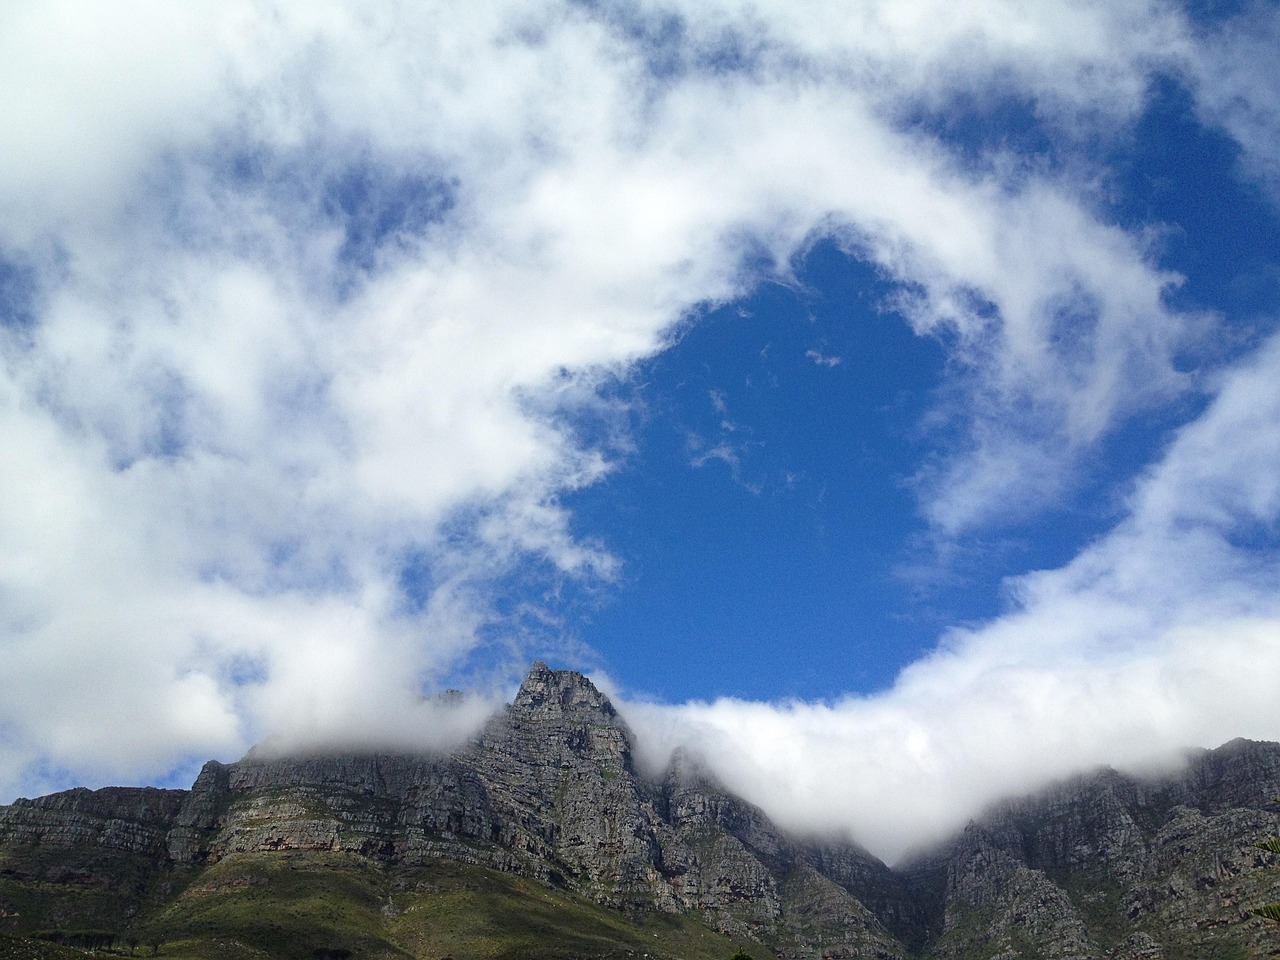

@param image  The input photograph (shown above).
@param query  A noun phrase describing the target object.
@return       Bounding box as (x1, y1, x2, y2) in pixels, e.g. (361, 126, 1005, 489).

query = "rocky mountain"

(1, 663, 1277, 960)
(902, 737, 1280, 960)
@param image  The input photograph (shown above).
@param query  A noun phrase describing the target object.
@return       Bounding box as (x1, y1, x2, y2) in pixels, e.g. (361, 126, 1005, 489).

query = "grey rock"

(1, 787, 185, 857)
(901, 739, 1280, 959)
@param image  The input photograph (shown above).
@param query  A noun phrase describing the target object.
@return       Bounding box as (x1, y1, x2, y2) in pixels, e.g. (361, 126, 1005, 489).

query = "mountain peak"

(511, 661, 616, 720)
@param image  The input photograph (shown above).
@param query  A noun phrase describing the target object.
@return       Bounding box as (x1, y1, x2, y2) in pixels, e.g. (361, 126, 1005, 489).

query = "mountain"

(1, 663, 1277, 960)
(902, 737, 1280, 960)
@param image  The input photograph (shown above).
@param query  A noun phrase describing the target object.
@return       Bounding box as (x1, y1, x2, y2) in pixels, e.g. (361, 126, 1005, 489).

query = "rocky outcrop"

(467, 661, 681, 908)
(2, 665, 1279, 960)
(0, 787, 186, 857)
(0, 786, 190, 930)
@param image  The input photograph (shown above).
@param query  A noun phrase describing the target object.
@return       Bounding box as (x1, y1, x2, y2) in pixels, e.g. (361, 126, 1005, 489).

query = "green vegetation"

(33, 930, 118, 951)
(130, 851, 400, 960)
(922, 905, 1005, 960)
(0, 826, 771, 960)
(384, 860, 764, 960)
(0, 934, 95, 960)
(1250, 836, 1280, 922)
(0, 843, 180, 934)
(1165, 938, 1253, 960)
(114, 852, 763, 960)
(1054, 871, 1127, 952)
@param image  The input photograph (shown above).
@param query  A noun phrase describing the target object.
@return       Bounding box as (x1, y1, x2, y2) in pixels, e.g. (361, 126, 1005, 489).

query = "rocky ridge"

(1, 663, 1278, 959)
(905, 737, 1280, 959)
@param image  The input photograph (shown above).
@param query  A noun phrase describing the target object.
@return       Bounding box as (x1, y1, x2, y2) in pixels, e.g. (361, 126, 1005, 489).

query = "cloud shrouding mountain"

(1, 0, 1278, 860)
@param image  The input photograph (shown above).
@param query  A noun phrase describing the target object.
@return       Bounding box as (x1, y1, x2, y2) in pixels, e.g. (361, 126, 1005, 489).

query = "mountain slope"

(1, 664, 1278, 959)
(901, 739, 1280, 960)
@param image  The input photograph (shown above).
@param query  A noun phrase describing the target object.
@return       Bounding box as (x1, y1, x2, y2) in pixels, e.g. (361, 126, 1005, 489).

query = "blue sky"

(2, 0, 1280, 860)
(564, 245, 952, 699)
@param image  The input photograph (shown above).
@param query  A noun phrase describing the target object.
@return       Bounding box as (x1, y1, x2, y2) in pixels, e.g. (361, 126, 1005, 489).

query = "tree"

(1250, 836, 1280, 922)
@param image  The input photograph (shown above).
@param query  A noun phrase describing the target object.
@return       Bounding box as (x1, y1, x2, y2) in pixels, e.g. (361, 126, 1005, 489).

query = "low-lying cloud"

(1, 0, 1278, 865)
(624, 331, 1280, 862)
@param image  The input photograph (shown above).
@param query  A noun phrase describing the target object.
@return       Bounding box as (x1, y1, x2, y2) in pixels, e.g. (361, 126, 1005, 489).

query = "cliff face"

(1, 665, 1278, 960)
(903, 739, 1280, 960)
(0, 786, 190, 930)
(1, 787, 186, 856)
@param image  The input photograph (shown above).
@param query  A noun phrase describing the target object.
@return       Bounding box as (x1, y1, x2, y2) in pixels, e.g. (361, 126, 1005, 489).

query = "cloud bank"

(2, 0, 1278, 860)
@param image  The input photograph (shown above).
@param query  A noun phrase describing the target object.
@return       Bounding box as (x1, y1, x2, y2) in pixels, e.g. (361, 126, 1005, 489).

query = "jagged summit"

(510, 660, 618, 720)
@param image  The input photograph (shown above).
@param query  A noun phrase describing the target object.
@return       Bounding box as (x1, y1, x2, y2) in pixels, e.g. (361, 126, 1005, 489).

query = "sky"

(2, 0, 1280, 864)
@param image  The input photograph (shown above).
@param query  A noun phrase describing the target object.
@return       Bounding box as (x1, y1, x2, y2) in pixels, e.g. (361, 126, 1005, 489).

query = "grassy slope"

(0, 843, 177, 933)
(132, 852, 401, 960)
(130, 852, 771, 960)
(0, 936, 92, 960)
(387, 861, 767, 960)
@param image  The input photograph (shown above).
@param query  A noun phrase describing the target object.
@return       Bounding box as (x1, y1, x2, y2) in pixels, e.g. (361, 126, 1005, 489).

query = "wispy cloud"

(805, 348, 843, 367)
(1190, 3, 1280, 201)
(689, 441, 743, 473)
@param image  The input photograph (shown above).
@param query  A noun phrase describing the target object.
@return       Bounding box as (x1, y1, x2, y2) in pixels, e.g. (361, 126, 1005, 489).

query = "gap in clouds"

(567, 0, 768, 84)
(192, 142, 461, 301)
(0, 256, 39, 335)
(1182, 0, 1252, 27)
(1109, 74, 1280, 336)
(901, 94, 1059, 185)
(558, 239, 1019, 703)
(545, 22, 1280, 861)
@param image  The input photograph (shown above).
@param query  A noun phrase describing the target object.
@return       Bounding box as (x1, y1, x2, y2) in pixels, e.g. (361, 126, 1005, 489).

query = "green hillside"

(0, 935, 96, 960)
(121, 852, 768, 960)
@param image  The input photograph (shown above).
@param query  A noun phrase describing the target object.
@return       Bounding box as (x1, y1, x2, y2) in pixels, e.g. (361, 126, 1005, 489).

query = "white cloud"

(1, 0, 1277, 869)
(0, 1, 238, 240)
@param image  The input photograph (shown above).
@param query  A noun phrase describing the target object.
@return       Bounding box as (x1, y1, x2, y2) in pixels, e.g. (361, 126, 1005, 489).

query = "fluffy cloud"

(0, 0, 1277, 868)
